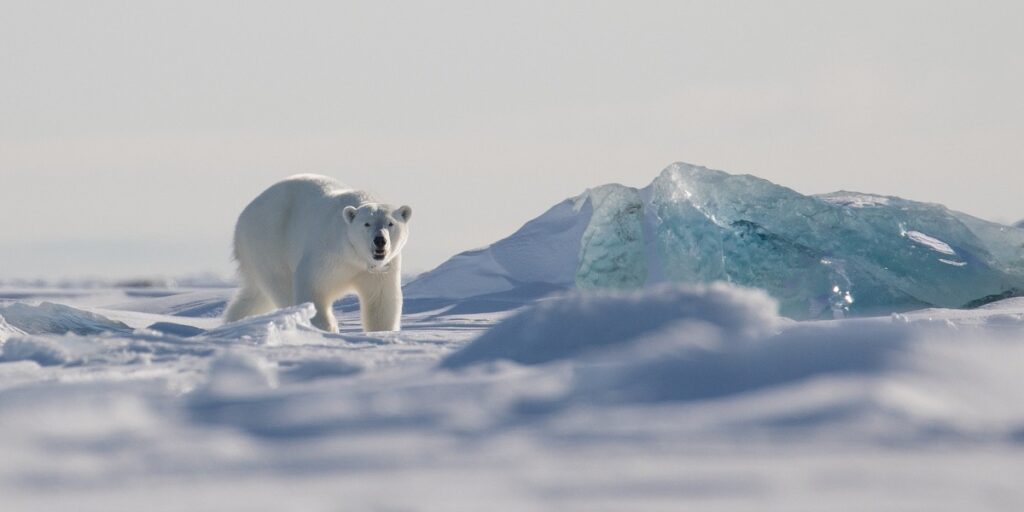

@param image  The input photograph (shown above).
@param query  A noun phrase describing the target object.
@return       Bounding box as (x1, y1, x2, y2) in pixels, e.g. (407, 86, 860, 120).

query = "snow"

(108, 289, 232, 318)
(407, 162, 1024, 319)
(1, 281, 1023, 510)
(3, 162, 1024, 509)
(0, 336, 74, 366)
(442, 283, 780, 368)
(403, 197, 589, 301)
(0, 301, 131, 335)
(201, 303, 320, 345)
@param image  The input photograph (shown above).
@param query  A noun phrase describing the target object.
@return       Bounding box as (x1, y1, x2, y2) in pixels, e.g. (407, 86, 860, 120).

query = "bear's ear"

(343, 206, 358, 224)
(396, 205, 412, 222)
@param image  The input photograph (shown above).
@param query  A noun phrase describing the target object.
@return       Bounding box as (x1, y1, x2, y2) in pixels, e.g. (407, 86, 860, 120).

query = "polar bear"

(223, 174, 412, 332)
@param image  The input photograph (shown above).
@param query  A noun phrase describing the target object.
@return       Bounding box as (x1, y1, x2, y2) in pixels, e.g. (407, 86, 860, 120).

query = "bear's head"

(343, 203, 412, 271)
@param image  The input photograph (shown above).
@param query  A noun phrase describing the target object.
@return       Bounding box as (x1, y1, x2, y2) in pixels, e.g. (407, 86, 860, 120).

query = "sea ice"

(0, 315, 25, 343)
(574, 184, 648, 289)
(409, 162, 1024, 319)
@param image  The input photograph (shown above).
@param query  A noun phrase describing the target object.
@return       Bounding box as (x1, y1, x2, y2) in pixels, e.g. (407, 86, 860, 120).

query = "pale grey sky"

(2, 1, 1023, 279)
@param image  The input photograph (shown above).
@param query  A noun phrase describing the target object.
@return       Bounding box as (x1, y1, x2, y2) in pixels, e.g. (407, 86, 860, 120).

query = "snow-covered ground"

(2, 283, 1023, 511)
(2, 163, 1021, 510)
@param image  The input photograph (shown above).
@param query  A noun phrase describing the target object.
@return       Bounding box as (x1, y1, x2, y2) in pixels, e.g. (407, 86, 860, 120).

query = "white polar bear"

(223, 174, 412, 332)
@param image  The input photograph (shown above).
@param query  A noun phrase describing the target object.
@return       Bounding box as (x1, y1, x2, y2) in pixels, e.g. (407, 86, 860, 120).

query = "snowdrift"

(442, 283, 780, 368)
(0, 301, 131, 335)
(442, 283, 1024, 440)
(2, 280, 1024, 508)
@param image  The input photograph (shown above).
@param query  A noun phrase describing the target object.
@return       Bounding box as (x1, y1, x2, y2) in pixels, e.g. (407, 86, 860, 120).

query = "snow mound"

(565, 315, 1024, 440)
(567, 319, 914, 406)
(278, 358, 362, 383)
(201, 304, 320, 345)
(403, 198, 589, 300)
(197, 352, 278, 397)
(442, 283, 780, 368)
(408, 162, 1024, 319)
(0, 336, 73, 366)
(0, 302, 131, 335)
(3, 284, 1024, 508)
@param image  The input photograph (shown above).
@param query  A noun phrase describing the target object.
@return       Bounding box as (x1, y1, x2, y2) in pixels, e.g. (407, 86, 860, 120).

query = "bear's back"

(234, 174, 373, 270)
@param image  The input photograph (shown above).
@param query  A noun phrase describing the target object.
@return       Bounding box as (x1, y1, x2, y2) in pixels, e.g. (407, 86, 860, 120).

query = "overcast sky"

(2, 1, 1023, 279)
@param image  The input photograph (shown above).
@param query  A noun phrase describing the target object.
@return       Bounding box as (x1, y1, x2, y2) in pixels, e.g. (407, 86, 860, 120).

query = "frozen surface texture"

(0, 316, 25, 343)
(408, 162, 1024, 319)
(2, 285, 1024, 510)
(574, 184, 648, 289)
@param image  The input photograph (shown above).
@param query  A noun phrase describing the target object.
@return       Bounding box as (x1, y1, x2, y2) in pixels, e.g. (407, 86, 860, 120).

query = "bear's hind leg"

(293, 274, 339, 333)
(223, 284, 275, 322)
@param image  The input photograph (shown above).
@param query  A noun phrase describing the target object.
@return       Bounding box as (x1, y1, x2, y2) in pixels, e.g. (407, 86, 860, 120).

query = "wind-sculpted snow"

(0, 301, 131, 335)
(408, 162, 1024, 319)
(442, 283, 780, 368)
(2, 284, 1024, 509)
(202, 303, 319, 345)
(0, 336, 75, 366)
(110, 289, 231, 318)
(441, 283, 1024, 441)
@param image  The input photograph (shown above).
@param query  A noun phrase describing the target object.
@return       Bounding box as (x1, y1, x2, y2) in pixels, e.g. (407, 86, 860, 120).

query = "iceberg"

(407, 163, 1024, 319)
(575, 184, 648, 289)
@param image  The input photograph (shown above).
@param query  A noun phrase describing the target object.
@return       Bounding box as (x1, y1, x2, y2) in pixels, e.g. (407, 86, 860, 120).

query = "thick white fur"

(223, 174, 411, 332)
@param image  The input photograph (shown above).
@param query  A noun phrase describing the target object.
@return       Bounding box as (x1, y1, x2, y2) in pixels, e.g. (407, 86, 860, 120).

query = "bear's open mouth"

(372, 251, 386, 260)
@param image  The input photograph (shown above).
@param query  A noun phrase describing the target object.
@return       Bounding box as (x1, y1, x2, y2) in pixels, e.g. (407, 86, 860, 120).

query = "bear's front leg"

(356, 272, 402, 332)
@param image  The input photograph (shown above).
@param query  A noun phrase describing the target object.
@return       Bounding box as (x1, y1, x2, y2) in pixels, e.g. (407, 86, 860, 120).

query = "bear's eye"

(364, 223, 370, 227)
(388, 222, 394, 227)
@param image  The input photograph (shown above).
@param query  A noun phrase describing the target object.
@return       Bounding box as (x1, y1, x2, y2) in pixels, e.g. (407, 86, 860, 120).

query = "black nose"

(373, 236, 387, 249)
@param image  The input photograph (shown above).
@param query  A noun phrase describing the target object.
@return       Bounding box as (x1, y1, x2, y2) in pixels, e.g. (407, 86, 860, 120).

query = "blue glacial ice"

(406, 162, 1024, 319)
(575, 184, 648, 290)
